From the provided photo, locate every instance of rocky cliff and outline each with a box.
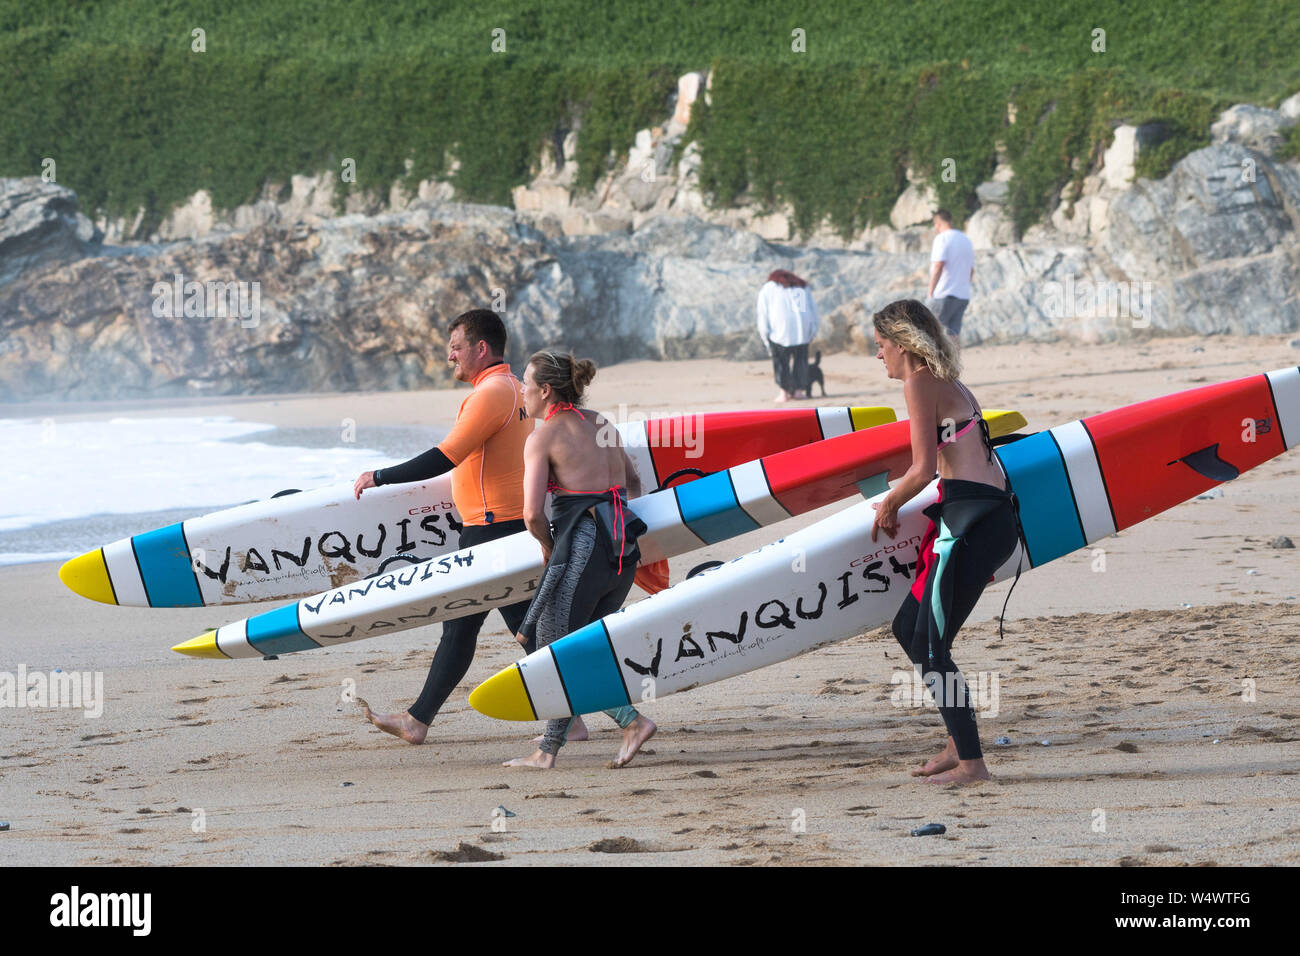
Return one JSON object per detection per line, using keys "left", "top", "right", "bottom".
{"left": 2, "top": 86, "right": 1299, "bottom": 402}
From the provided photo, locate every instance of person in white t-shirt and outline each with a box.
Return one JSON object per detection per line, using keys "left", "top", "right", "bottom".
{"left": 928, "top": 209, "right": 975, "bottom": 340}
{"left": 756, "top": 269, "right": 820, "bottom": 402}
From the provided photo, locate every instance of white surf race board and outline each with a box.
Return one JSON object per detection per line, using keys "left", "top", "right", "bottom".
{"left": 173, "top": 410, "right": 1026, "bottom": 659}
{"left": 469, "top": 368, "right": 1300, "bottom": 721}
{"left": 471, "top": 493, "right": 944, "bottom": 721}
{"left": 61, "top": 406, "right": 891, "bottom": 608}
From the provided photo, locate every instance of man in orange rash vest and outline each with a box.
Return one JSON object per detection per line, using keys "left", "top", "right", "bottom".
{"left": 352, "top": 309, "right": 668, "bottom": 745}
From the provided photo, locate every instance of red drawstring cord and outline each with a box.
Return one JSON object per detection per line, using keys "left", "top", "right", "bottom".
{"left": 545, "top": 482, "right": 629, "bottom": 575}
{"left": 609, "top": 486, "right": 626, "bottom": 576}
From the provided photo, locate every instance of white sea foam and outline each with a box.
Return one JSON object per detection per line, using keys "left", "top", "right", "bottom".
{"left": 0, "top": 552, "right": 78, "bottom": 566}
{"left": 0, "top": 417, "right": 401, "bottom": 534}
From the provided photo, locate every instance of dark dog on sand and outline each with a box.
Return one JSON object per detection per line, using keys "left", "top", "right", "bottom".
{"left": 806, "top": 350, "right": 825, "bottom": 398}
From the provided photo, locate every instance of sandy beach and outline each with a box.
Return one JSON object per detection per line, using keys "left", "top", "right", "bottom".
{"left": 2, "top": 334, "right": 1298, "bottom": 866}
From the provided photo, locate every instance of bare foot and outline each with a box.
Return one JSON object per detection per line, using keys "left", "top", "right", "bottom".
{"left": 611, "top": 715, "right": 657, "bottom": 768}
{"left": 924, "top": 759, "right": 992, "bottom": 785}
{"left": 909, "top": 738, "right": 958, "bottom": 777}
{"left": 775, "top": 390, "right": 790, "bottom": 403}
{"left": 358, "top": 697, "right": 429, "bottom": 745}
{"left": 504, "top": 749, "right": 556, "bottom": 768}
{"left": 532, "top": 715, "right": 589, "bottom": 744}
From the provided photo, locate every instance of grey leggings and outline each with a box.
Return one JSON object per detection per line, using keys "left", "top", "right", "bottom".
{"left": 534, "top": 516, "right": 640, "bottom": 755}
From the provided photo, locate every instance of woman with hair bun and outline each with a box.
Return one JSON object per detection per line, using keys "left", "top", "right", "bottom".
{"left": 503, "top": 351, "right": 658, "bottom": 769}
{"left": 870, "top": 299, "right": 1020, "bottom": 784}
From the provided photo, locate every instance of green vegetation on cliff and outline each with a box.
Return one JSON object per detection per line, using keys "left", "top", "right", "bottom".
{"left": 2, "top": 1, "right": 1296, "bottom": 236}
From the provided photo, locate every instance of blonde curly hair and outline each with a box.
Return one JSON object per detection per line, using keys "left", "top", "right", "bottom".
{"left": 871, "top": 299, "right": 961, "bottom": 382}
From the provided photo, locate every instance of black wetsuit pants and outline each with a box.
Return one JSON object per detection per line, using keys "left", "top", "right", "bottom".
{"left": 891, "top": 480, "right": 1019, "bottom": 761}
{"left": 408, "top": 519, "right": 533, "bottom": 725}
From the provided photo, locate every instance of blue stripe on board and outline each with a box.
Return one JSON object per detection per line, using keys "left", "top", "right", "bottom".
{"left": 133, "top": 523, "right": 203, "bottom": 607}
{"left": 996, "top": 432, "right": 1085, "bottom": 566}
{"left": 675, "top": 471, "right": 761, "bottom": 544}
{"left": 551, "top": 621, "right": 629, "bottom": 714}
{"left": 246, "top": 603, "right": 318, "bottom": 655}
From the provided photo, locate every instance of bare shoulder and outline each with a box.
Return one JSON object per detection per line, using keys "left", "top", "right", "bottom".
{"left": 524, "top": 423, "right": 552, "bottom": 453}
{"left": 903, "top": 367, "right": 941, "bottom": 402}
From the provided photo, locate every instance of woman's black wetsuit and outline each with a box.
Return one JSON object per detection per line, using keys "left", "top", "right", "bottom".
{"left": 891, "top": 384, "right": 1020, "bottom": 761}
{"left": 518, "top": 487, "right": 646, "bottom": 755}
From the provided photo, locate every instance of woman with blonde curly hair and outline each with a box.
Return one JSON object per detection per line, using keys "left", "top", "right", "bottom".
{"left": 870, "top": 299, "right": 1020, "bottom": 785}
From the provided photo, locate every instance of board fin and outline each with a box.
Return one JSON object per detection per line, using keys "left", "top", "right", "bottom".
{"left": 1170, "top": 443, "right": 1239, "bottom": 482}
{"left": 856, "top": 471, "right": 890, "bottom": 499}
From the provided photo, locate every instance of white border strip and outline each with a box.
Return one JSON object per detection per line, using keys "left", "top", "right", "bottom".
{"left": 730, "top": 459, "right": 793, "bottom": 526}
{"left": 1052, "top": 421, "right": 1116, "bottom": 544}
{"left": 519, "top": 650, "right": 570, "bottom": 719}
{"left": 102, "top": 537, "right": 148, "bottom": 607}
{"left": 1267, "top": 368, "right": 1300, "bottom": 450}
{"left": 617, "top": 420, "right": 659, "bottom": 490}
{"left": 817, "top": 407, "right": 852, "bottom": 439}
{"left": 216, "top": 620, "right": 255, "bottom": 659}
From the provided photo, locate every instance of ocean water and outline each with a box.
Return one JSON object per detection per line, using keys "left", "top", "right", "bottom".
{"left": 0, "top": 416, "right": 440, "bottom": 565}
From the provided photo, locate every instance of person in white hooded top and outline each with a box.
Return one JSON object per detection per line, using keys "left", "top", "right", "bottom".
{"left": 757, "top": 269, "right": 819, "bottom": 402}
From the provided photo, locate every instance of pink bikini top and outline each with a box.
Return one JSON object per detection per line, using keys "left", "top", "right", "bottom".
{"left": 936, "top": 382, "right": 994, "bottom": 462}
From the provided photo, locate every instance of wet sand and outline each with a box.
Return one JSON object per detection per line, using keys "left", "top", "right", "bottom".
{"left": 2, "top": 334, "right": 1298, "bottom": 865}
